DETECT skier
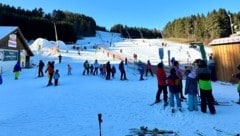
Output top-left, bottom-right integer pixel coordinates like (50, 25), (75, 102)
(145, 60), (154, 77)
(155, 62), (168, 105)
(106, 61), (111, 80)
(208, 54), (217, 82)
(45, 61), (54, 86)
(196, 60), (216, 114)
(111, 65), (116, 78)
(119, 60), (127, 80)
(13, 61), (21, 80)
(232, 64), (240, 102)
(167, 68), (182, 112)
(53, 69), (60, 86)
(170, 57), (175, 66)
(38, 60), (45, 77)
(67, 64), (72, 75)
(185, 64), (199, 111)
(93, 59), (99, 75)
(82, 60), (89, 75)
(138, 61), (145, 80)
(173, 61), (186, 100)
(58, 54), (62, 63)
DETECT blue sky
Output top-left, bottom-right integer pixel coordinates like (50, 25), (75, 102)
(0, 0), (239, 30)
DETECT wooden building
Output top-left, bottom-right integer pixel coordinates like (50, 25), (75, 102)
(208, 36), (240, 83)
(0, 26), (34, 73)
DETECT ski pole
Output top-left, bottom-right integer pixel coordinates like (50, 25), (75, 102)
(98, 113), (103, 136)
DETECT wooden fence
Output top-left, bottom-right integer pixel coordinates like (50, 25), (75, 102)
(211, 43), (240, 83)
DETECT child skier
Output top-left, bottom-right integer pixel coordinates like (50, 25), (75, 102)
(167, 68), (182, 112)
(185, 66), (199, 111)
(53, 69), (60, 86)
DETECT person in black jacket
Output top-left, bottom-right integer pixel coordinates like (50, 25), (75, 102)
(38, 60), (45, 77)
(106, 61), (111, 80)
(119, 61), (127, 80)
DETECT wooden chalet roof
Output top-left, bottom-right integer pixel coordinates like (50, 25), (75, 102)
(0, 26), (34, 56)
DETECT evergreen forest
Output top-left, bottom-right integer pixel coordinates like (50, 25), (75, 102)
(1, 3), (240, 43)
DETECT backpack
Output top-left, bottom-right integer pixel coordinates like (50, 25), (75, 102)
(167, 75), (180, 86)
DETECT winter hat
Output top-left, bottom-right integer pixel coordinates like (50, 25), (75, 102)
(157, 62), (163, 68)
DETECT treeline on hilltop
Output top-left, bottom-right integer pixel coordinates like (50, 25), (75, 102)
(1, 4), (240, 43)
(0, 3), (96, 43)
(0, 3), (163, 43)
(163, 8), (240, 43)
(110, 24), (163, 39)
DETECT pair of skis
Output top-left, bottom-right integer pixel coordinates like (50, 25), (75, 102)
(127, 126), (178, 136)
(198, 101), (232, 106)
(213, 127), (240, 136)
(195, 127), (239, 136)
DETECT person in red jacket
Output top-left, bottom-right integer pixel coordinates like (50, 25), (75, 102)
(45, 61), (54, 86)
(155, 62), (168, 105)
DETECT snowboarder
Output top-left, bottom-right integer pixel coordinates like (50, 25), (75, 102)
(185, 64), (199, 111)
(167, 68), (182, 112)
(13, 61), (21, 80)
(155, 62), (168, 105)
(196, 60), (216, 114)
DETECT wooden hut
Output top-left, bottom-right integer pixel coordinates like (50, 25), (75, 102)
(0, 26), (34, 72)
(208, 36), (240, 83)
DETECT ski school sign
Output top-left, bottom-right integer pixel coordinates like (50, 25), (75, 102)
(8, 34), (17, 48)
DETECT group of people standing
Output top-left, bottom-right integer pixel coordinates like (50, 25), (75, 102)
(155, 59), (216, 114)
(82, 59), (127, 81)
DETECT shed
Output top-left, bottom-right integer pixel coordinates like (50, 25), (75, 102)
(208, 36), (240, 83)
(0, 26), (34, 73)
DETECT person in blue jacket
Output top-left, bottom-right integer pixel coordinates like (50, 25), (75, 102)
(138, 61), (145, 80)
